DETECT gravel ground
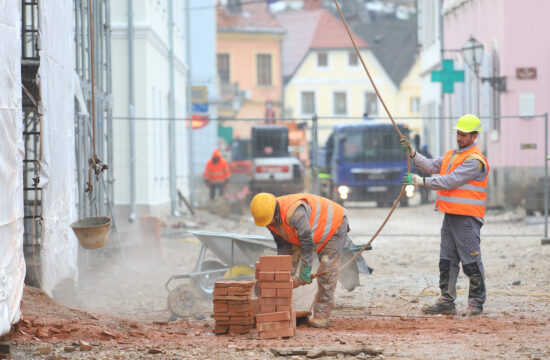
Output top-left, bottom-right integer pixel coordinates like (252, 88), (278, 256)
(2, 200), (550, 359)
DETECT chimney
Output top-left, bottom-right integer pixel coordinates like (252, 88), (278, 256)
(303, 0), (322, 10)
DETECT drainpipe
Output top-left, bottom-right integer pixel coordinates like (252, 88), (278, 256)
(128, 0), (136, 221)
(438, 0), (444, 155)
(185, 0), (194, 205)
(168, 0), (178, 215)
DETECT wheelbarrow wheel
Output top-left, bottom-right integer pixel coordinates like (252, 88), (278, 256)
(196, 260), (225, 298)
(167, 284), (201, 318)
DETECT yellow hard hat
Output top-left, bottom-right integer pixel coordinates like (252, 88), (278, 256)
(250, 193), (276, 226)
(453, 114), (482, 133)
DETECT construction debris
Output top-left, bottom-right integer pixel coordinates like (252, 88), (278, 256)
(269, 345), (383, 358)
(212, 280), (255, 335)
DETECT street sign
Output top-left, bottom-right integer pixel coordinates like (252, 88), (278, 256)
(192, 103), (208, 113)
(192, 86), (207, 103)
(516, 67), (537, 80)
(431, 59), (465, 94)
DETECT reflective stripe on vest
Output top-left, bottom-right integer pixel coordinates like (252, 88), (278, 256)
(268, 194), (345, 252)
(436, 146), (489, 218)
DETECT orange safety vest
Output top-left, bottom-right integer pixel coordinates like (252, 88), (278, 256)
(203, 149), (231, 182)
(268, 194), (345, 252)
(436, 145), (489, 218)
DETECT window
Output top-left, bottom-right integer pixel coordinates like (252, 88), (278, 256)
(256, 54), (272, 86)
(348, 52), (358, 66)
(217, 53), (230, 84)
(317, 52), (328, 67)
(333, 92), (347, 115)
(410, 97), (420, 113)
(365, 92), (378, 116)
(301, 91), (315, 115)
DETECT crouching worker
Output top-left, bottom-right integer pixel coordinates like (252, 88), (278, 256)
(250, 192), (371, 328)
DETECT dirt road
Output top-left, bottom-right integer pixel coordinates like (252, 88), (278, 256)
(2, 204), (549, 359)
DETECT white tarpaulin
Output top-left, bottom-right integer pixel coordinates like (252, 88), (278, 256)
(0, 1), (25, 336)
(38, 0), (79, 294)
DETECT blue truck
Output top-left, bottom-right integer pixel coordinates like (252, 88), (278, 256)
(320, 121), (414, 207)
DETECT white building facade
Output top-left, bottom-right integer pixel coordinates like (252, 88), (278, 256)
(111, 0), (191, 218)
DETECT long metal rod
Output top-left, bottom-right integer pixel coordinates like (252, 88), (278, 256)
(105, 0), (114, 203)
(168, 0), (178, 215)
(544, 112), (548, 239)
(111, 114), (547, 121)
(128, 0), (136, 221)
(185, 0), (195, 205)
(88, 0), (97, 158)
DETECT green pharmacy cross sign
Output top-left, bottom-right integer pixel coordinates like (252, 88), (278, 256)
(431, 59), (465, 93)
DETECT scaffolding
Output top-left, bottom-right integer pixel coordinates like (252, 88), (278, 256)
(21, 0), (42, 287)
(20, 0), (113, 287)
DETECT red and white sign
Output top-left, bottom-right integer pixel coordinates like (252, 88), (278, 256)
(516, 67), (537, 80)
(256, 165), (289, 173)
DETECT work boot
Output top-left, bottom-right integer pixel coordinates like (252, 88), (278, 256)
(463, 305), (483, 316)
(421, 301), (456, 315)
(309, 317), (330, 328)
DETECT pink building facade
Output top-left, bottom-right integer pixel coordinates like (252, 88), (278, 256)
(442, 0), (550, 206)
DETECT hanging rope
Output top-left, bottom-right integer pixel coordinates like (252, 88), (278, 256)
(331, 0), (412, 273)
(85, 0), (108, 199)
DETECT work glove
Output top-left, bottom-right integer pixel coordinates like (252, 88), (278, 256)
(402, 172), (424, 186)
(292, 262), (312, 289)
(400, 137), (416, 158)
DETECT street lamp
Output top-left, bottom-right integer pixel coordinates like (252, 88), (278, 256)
(462, 35), (506, 92)
(461, 35), (484, 77)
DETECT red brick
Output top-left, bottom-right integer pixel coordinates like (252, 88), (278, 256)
(259, 255), (292, 271)
(255, 311), (291, 324)
(258, 326), (295, 339)
(260, 288), (277, 298)
(292, 311), (296, 329)
(259, 297), (292, 306)
(256, 320), (292, 332)
(227, 288), (252, 296)
(274, 271), (291, 281)
(255, 261), (260, 271)
(258, 280), (293, 289)
(213, 288), (228, 295)
(215, 280), (255, 288)
(259, 305), (276, 313)
(213, 304), (228, 313)
(250, 299), (259, 315)
(276, 288), (292, 298)
(276, 305), (291, 312)
(213, 295), (250, 301)
(258, 272), (275, 281)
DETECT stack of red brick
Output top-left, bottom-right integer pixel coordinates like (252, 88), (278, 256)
(255, 255), (296, 339)
(212, 280), (255, 335)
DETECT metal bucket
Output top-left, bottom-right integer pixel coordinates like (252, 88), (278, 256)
(70, 216), (112, 249)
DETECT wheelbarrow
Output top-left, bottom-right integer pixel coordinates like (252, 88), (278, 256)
(165, 230), (373, 318)
(165, 230), (276, 317)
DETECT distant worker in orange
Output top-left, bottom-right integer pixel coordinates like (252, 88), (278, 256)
(203, 149), (231, 200)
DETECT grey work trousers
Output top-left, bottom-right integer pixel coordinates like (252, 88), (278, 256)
(439, 213), (486, 308)
(288, 217), (349, 319)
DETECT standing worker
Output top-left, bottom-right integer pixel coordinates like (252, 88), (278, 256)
(401, 114), (489, 316)
(250, 192), (370, 328)
(203, 149), (231, 200)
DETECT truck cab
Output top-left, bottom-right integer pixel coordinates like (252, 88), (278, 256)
(324, 122), (413, 207)
(250, 125), (304, 196)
